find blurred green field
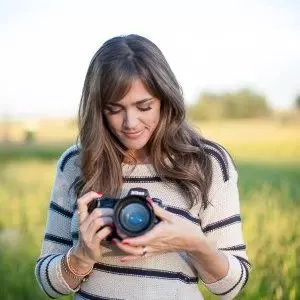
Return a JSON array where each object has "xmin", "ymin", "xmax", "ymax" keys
[
  {"xmin": 0, "ymin": 119, "xmax": 299, "ymax": 299},
  {"xmin": 1, "ymin": 118, "xmax": 299, "ymax": 163}
]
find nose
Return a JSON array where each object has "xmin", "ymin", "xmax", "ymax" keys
[{"xmin": 123, "ymin": 109, "xmax": 139, "ymax": 130}]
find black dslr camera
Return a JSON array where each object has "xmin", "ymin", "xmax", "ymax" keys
[{"xmin": 88, "ymin": 188, "xmax": 163, "ymax": 239}]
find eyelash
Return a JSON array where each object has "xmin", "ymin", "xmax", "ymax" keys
[
  {"xmin": 106, "ymin": 106, "xmax": 152, "ymax": 114},
  {"xmin": 139, "ymin": 106, "xmax": 152, "ymax": 111}
]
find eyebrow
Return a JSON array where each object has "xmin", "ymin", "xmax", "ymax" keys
[{"xmin": 107, "ymin": 97, "xmax": 154, "ymax": 107}]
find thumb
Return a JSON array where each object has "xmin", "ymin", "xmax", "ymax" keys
[{"xmin": 150, "ymin": 201, "xmax": 174, "ymax": 222}]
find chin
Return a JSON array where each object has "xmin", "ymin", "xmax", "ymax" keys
[
  {"xmin": 121, "ymin": 139, "xmax": 148, "ymax": 151},
  {"xmin": 123, "ymin": 142, "xmax": 147, "ymax": 151}
]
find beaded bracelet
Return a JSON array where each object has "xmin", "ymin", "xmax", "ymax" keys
[
  {"xmin": 64, "ymin": 247, "xmax": 94, "ymax": 279},
  {"xmin": 61, "ymin": 254, "xmax": 82, "ymax": 281}
]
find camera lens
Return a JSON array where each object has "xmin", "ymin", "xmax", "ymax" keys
[{"xmin": 119, "ymin": 203, "xmax": 151, "ymax": 233}]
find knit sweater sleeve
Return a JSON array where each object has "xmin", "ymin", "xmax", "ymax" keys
[
  {"xmin": 197, "ymin": 146, "xmax": 252, "ymax": 299},
  {"xmin": 35, "ymin": 145, "xmax": 80, "ymax": 298}
]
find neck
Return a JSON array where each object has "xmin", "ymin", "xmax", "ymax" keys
[{"xmin": 123, "ymin": 149, "xmax": 150, "ymax": 164}]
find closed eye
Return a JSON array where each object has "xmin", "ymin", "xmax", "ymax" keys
[
  {"xmin": 105, "ymin": 105, "xmax": 122, "ymax": 114},
  {"xmin": 138, "ymin": 106, "xmax": 152, "ymax": 111},
  {"xmin": 105, "ymin": 99, "xmax": 154, "ymax": 114},
  {"xmin": 136, "ymin": 99, "xmax": 154, "ymax": 111}
]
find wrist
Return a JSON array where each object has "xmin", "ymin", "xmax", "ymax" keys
[
  {"xmin": 186, "ymin": 235, "xmax": 216, "ymax": 256},
  {"xmin": 70, "ymin": 246, "xmax": 95, "ymax": 273}
]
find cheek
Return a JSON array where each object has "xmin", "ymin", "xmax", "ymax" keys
[
  {"xmin": 147, "ymin": 112, "xmax": 160, "ymax": 130},
  {"xmin": 105, "ymin": 115, "xmax": 122, "ymax": 132},
  {"xmin": 153, "ymin": 115, "xmax": 160, "ymax": 127},
  {"xmin": 153, "ymin": 107, "xmax": 161, "ymax": 126},
  {"xmin": 146, "ymin": 104, "xmax": 161, "ymax": 129}
]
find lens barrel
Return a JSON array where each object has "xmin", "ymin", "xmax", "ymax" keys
[{"xmin": 114, "ymin": 195, "xmax": 155, "ymax": 237}]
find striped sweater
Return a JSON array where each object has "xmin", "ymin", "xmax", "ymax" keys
[{"xmin": 35, "ymin": 142, "xmax": 251, "ymax": 299}]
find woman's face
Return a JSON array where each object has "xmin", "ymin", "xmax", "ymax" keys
[{"xmin": 103, "ymin": 79, "xmax": 161, "ymax": 157}]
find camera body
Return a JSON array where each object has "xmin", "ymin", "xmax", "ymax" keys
[{"xmin": 88, "ymin": 188, "xmax": 163, "ymax": 239}]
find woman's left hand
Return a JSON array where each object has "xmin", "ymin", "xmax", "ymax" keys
[{"xmin": 112, "ymin": 200, "xmax": 206, "ymax": 262}]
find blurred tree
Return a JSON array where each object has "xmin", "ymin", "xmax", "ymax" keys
[
  {"xmin": 222, "ymin": 89, "xmax": 270, "ymax": 119},
  {"xmin": 23, "ymin": 121, "xmax": 38, "ymax": 144},
  {"xmin": 188, "ymin": 92, "xmax": 224, "ymax": 120},
  {"xmin": 187, "ymin": 88, "xmax": 271, "ymax": 121}
]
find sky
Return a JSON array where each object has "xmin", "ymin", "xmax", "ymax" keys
[{"xmin": 0, "ymin": 0, "xmax": 299, "ymax": 119}]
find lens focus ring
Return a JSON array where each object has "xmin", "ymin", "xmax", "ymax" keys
[{"xmin": 119, "ymin": 203, "xmax": 151, "ymax": 233}]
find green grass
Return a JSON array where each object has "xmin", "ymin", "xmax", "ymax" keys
[
  {"xmin": 0, "ymin": 142, "xmax": 73, "ymax": 162},
  {"xmin": 0, "ymin": 160, "xmax": 73, "ymax": 300}
]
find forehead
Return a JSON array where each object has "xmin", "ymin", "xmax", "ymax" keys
[{"xmin": 112, "ymin": 79, "xmax": 154, "ymax": 105}]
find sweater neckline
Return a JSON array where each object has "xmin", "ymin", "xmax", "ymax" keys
[{"xmin": 121, "ymin": 162, "xmax": 157, "ymax": 177}]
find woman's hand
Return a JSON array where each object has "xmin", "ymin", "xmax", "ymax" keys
[
  {"xmin": 112, "ymin": 200, "xmax": 206, "ymax": 262},
  {"xmin": 72, "ymin": 191, "xmax": 114, "ymax": 267}
]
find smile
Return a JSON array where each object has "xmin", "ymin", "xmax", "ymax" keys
[{"xmin": 122, "ymin": 130, "xmax": 144, "ymax": 139}]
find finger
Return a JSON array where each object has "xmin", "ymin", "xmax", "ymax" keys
[
  {"xmin": 77, "ymin": 191, "xmax": 102, "ymax": 224},
  {"xmin": 112, "ymin": 239, "xmax": 144, "ymax": 256},
  {"xmin": 85, "ymin": 217, "xmax": 113, "ymax": 242},
  {"xmin": 94, "ymin": 226, "xmax": 113, "ymax": 243},
  {"xmin": 81, "ymin": 208, "xmax": 114, "ymax": 232},
  {"xmin": 121, "ymin": 230, "xmax": 154, "ymax": 247},
  {"xmin": 150, "ymin": 201, "xmax": 174, "ymax": 222},
  {"xmin": 90, "ymin": 208, "xmax": 114, "ymax": 218}
]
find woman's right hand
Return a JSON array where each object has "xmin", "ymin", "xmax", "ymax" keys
[{"xmin": 71, "ymin": 191, "xmax": 114, "ymax": 268}]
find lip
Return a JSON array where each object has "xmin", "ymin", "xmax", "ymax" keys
[{"xmin": 122, "ymin": 130, "xmax": 144, "ymax": 139}]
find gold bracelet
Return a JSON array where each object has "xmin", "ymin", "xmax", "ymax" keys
[
  {"xmin": 66, "ymin": 247, "xmax": 94, "ymax": 277},
  {"xmin": 61, "ymin": 255, "xmax": 82, "ymax": 281}
]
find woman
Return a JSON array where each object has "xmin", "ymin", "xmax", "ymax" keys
[{"xmin": 35, "ymin": 34, "xmax": 251, "ymax": 299}]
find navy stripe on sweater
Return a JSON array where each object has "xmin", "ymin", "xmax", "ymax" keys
[
  {"xmin": 239, "ymin": 260, "xmax": 250, "ymax": 291},
  {"xmin": 60, "ymin": 148, "xmax": 80, "ymax": 172},
  {"xmin": 72, "ymin": 231, "xmax": 79, "ymax": 240},
  {"xmin": 204, "ymin": 148, "xmax": 229, "ymax": 182},
  {"xmin": 123, "ymin": 176, "xmax": 162, "ymax": 183},
  {"xmin": 50, "ymin": 202, "xmax": 73, "ymax": 218},
  {"xmin": 203, "ymin": 140, "xmax": 229, "ymax": 169},
  {"xmin": 37, "ymin": 255, "xmax": 56, "ymax": 299},
  {"xmin": 219, "ymin": 244, "xmax": 246, "ymax": 251},
  {"xmin": 215, "ymin": 260, "xmax": 244, "ymax": 296},
  {"xmin": 202, "ymin": 215, "xmax": 241, "ymax": 233},
  {"xmin": 94, "ymin": 263, "xmax": 198, "ymax": 284},
  {"xmin": 45, "ymin": 254, "xmax": 66, "ymax": 296},
  {"xmin": 44, "ymin": 233, "xmax": 73, "ymax": 246},
  {"xmin": 234, "ymin": 255, "xmax": 252, "ymax": 268},
  {"xmin": 165, "ymin": 205, "xmax": 200, "ymax": 224}
]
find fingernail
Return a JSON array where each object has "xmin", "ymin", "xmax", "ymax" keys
[
  {"xmin": 146, "ymin": 196, "xmax": 153, "ymax": 202},
  {"xmin": 120, "ymin": 258, "xmax": 126, "ymax": 262},
  {"xmin": 97, "ymin": 192, "xmax": 103, "ymax": 196},
  {"xmin": 121, "ymin": 242, "xmax": 130, "ymax": 245},
  {"xmin": 111, "ymin": 239, "xmax": 117, "ymax": 245}
]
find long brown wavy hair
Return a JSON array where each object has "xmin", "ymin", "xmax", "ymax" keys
[{"xmin": 76, "ymin": 34, "xmax": 213, "ymax": 209}]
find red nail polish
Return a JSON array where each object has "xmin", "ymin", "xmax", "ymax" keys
[
  {"xmin": 121, "ymin": 242, "xmax": 130, "ymax": 245},
  {"xmin": 146, "ymin": 196, "xmax": 153, "ymax": 202},
  {"xmin": 111, "ymin": 240, "xmax": 117, "ymax": 245},
  {"xmin": 97, "ymin": 192, "xmax": 103, "ymax": 196}
]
